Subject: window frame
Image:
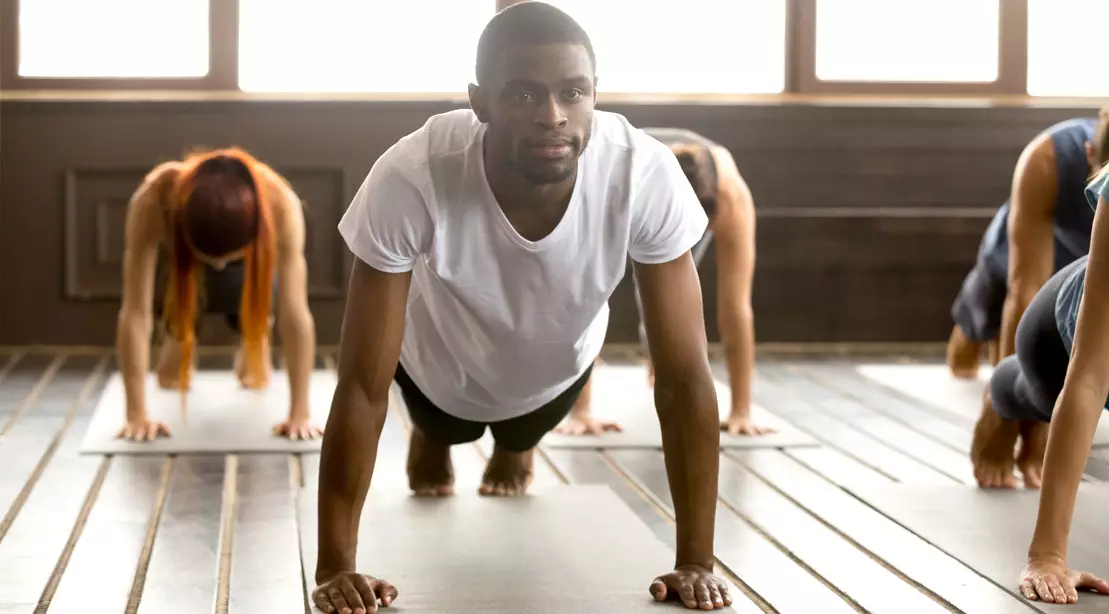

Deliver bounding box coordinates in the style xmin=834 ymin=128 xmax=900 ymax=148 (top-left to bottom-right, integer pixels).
xmin=0 ymin=0 xmax=1082 ymax=102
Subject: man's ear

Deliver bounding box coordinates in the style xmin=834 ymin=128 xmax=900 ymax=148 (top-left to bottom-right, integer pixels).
xmin=468 ymin=83 xmax=490 ymax=123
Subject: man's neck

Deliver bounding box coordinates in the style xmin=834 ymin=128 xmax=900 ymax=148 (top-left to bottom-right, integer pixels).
xmin=484 ymin=148 xmax=577 ymax=242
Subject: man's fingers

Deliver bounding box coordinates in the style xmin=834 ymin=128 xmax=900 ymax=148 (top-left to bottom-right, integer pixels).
xmin=678 ymin=582 xmax=697 ymax=609
xmin=312 ymin=588 xmax=336 ymax=612
xmin=707 ymin=584 xmax=724 ymax=609
xmin=369 ymin=578 xmax=398 ymax=606
xmin=693 ymin=582 xmax=713 ymax=609
xmin=340 ymin=579 xmax=367 ymax=613
xmin=327 ymin=587 xmax=350 ymax=613
xmin=718 ymin=582 xmax=732 ymax=605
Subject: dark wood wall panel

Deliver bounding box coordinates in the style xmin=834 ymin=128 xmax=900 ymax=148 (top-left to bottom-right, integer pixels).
xmin=0 ymin=99 xmax=1097 ymax=346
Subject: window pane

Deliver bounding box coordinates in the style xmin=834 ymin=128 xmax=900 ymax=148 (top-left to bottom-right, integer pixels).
xmin=1028 ymin=0 xmax=1109 ymax=97
xmin=238 ymin=0 xmax=493 ymax=93
xmin=18 ymin=0 xmax=209 ymax=78
xmin=540 ymin=0 xmax=786 ymax=94
xmin=815 ymin=0 xmax=999 ymax=83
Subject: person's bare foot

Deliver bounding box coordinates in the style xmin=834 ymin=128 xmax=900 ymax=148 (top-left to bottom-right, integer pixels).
xmin=479 ymin=445 xmax=534 ymax=496
xmin=406 ymin=428 xmax=454 ymax=496
xmin=1017 ymin=420 xmax=1048 ymax=489
xmin=970 ymin=390 xmax=1020 ymax=488
xmin=947 ymin=325 xmax=982 ymax=379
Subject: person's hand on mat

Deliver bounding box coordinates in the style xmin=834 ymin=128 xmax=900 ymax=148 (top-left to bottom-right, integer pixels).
xmin=649 ymin=564 xmax=732 ymax=610
xmin=312 ymin=571 xmax=397 ymax=613
xmin=1020 ymin=557 xmax=1109 ymax=604
xmin=553 ymin=413 xmax=622 ymax=436
xmin=272 ymin=416 xmax=324 ymax=440
xmin=720 ymin=412 xmax=774 ymax=437
xmin=116 ymin=417 xmax=171 ymax=441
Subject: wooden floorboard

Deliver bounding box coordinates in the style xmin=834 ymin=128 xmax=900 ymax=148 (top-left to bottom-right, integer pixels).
xmin=0 ymin=348 xmax=1070 ymax=613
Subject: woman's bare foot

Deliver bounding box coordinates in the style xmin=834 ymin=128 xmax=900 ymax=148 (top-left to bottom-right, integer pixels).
xmin=479 ymin=445 xmax=534 ymax=496
xmin=406 ymin=428 xmax=454 ymax=496
xmin=947 ymin=325 xmax=982 ymax=379
xmin=1017 ymin=420 xmax=1048 ymax=489
xmin=970 ymin=391 xmax=1020 ymax=488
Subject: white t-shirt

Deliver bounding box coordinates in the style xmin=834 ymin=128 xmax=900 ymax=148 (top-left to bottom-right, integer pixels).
xmin=337 ymin=109 xmax=708 ymax=422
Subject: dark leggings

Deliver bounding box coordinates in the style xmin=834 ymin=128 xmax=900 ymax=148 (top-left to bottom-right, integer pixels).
xmin=989 ymin=257 xmax=1085 ymax=421
xmin=393 ymin=362 xmax=593 ymax=452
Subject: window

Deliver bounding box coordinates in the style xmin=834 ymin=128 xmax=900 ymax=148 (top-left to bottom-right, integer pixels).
xmin=814 ymin=0 xmax=999 ymax=83
xmin=1027 ymin=0 xmax=1109 ymax=97
xmin=17 ymin=0 xmax=209 ymax=78
xmin=238 ymin=0 xmax=494 ymax=93
xmin=539 ymin=0 xmax=787 ymax=94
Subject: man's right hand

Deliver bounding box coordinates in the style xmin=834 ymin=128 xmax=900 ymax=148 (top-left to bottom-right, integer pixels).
xmin=116 ymin=415 xmax=171 ymax=441
xmin=312 ymin=571 xmax=397 ymax=613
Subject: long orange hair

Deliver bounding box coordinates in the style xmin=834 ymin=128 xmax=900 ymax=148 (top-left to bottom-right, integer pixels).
xmin=163 ymin=147 xmax=276 ymax=392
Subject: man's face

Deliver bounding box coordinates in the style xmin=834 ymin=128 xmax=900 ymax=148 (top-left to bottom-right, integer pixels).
xmin=473 ymin=43 xmax=596 ymax=185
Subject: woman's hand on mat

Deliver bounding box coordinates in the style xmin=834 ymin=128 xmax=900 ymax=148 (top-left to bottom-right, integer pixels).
xmin=650 ymin=564 xmax=732 ymax=610
xmin=272 ymin=416 xmax=324 ymax=440
xmin=312 ymin=571 xmax=397 ymax=613
xmin=720 ymin=413 xmax=774 ymax=437
xmin=1020 ymin=557 xmax=1109 ymax=604
xmin=553 ymin=413 xmax=622 ymax=436
xmin=116 ymin=417 xmax=171 ymax=441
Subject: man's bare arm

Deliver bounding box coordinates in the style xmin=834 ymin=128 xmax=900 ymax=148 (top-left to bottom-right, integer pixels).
xmin=116 ymin=165 xmax=173 ymax=427
xmin=1000 ymin=137 xmax=1058 ymax=359
xmin=634 ymin=252 xmax=719 ymax=570
xmin=710 ymin=149 xmax=757 ymax=425
xmin=273 ymin=187 xmax=316 ymax=425
xmin=316 ymin=258 xmax=410 ymax=582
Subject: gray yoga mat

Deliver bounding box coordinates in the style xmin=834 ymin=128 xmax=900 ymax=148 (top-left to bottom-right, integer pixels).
xmin=852 ymin=483 xmax=1109 ymax=612
xmin=855 ymin=363 xmax=1109 ymax=446
xmin=80 ymin=370 xmax=336 ymax=454
xmin=298 ymin=484 xmax=735 ymax=612
xmin=541 ymin=365 xmax=817 ymax=449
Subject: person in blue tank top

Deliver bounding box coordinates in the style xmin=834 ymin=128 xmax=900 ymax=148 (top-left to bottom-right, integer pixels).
xmin=981 ymin=167 xmax=1109 ymax=604
xmin=950 ymin=113 xmax=1109 ymax=380
xmin=552 ymin=128 xmax=770 ymax=438
xmin=958 ymin=112 xmax=1109 ymax=491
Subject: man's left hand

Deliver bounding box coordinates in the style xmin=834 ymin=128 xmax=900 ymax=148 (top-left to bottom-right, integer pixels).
xmin=650 ymin=564 xmax=732 ymax=609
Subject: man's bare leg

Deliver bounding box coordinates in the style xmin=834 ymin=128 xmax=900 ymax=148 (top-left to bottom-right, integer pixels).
xmin=970 ymin=388 xmax=1020 ymax=488
xmin=407 ymin=427 xmax=454 ymax=496
xmin=947 ymin=325 xmax=982 ymax=379
xmin=479 ymin=444 xmax=534 ymax=496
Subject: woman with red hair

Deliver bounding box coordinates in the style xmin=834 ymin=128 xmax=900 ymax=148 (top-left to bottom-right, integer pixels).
xmin=114 ymin=147 xmax=321 ymax=441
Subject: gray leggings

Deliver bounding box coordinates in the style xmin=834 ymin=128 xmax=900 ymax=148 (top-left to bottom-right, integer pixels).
xmin=633 ymin=230 xmax=714 ymax=351
xmin=989 ymin=257 xmax=1101 ymax=421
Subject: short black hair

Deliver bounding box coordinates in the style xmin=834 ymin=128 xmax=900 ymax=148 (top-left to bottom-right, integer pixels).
xmin=474 ymin=1 xmax=596 ymax=86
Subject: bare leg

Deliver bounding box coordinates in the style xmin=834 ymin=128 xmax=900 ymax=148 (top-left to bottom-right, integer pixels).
xmin=235 ymin=334 xmax=273 ymax=389
xmin=1016 ymin=420 xmax=1047 ymax=489
xmin=947 ymin=325 xmax=982 ymax=379
xmin=970 ymin=388 xmax=1019 ymax=488
xmin=479 ymin=445 xmax=534 ymax=496
xmin=406 ymin=428 xmax=455 ymax=496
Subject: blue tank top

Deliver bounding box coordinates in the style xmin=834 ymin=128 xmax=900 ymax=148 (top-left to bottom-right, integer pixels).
xmin=1055 ymin=169 xmax=1109 ymax=355
xmin=979 ymin=117 xmax=1099 ymax=276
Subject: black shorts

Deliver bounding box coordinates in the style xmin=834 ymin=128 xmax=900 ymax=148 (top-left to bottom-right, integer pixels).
xmin=154 ymin=257 xmax=277 ymax=337
xmin=951 ymin=256 xmax=1007 ymax=343
xmin=393 ymin=361 xmax=593 ymax=452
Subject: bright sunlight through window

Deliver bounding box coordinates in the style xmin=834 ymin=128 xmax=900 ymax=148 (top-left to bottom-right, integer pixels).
xmin=238 ymin=0 xmax=494 ymax=93
xmin=18 ymin=0 xmax=209 ymax=78
xmin=815 ymin=0 xmax=999 ymax=83
xmin=525 ymin=0 xmax=787 ymax=94
xmin=1027 ymin=0 xmax=1109 ymax=97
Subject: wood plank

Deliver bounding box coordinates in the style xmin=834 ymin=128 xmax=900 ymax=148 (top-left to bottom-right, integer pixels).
xmin=728 ymin=449 xmax=1038 ymax=613
xmin=228 ymin=454 xmax=307 ymax=613
xmin=759 ymin=363 xmax=976 ymax=484
xmin=713 ymin=454 xmax=950 ymax=613
xmin=606 ymin=449 xmax=859 ymax=614
xmin=136 ymin=454 xmax=227 ymax=613
xmin=45 ymin=456 xmax=170 ymax=614
xmin=782 ymin=447 xmax=896 ymax=492
xmin=0 ymin=353 xmax=64 ymax=432
xmin=750 ymin=363 xmax=957 ymax=484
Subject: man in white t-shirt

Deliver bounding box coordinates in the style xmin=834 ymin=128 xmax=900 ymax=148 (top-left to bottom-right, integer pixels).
xmin=311 ymin=2 xmax=731 ymax=612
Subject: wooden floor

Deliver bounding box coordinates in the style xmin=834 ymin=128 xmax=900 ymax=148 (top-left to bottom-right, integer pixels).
xmin=0 ymin=345 xmax=1103 ymax=613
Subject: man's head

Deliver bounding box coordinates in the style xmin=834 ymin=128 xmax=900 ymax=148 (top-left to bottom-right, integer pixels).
xmin=175 ymin=151 xmax=261 ymax=269
xmin=469 ymin=1 xmax=597 ymax=185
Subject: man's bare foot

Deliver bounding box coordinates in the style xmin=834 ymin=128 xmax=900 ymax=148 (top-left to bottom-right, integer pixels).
xmin=406 ymin=428 xmax=454 ymax=496
xmin=1017 ymin=420 xmax=1048 ymax=489
xmin=479 ymin=445 xmax=534 ymax=496
xmin=947 ymin=325 xmax=982 ymax=379
xmin=970 ymin=391 xmax=1020 ymax=488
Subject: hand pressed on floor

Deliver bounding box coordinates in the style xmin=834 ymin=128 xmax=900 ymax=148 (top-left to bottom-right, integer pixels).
xmin=1020 ymin=558 xmax=1109 ymax=604
xmin=312 ymin=571 xmax=397 ymax=614
xmin=650 ymin=564 xmax=733 ymax=610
